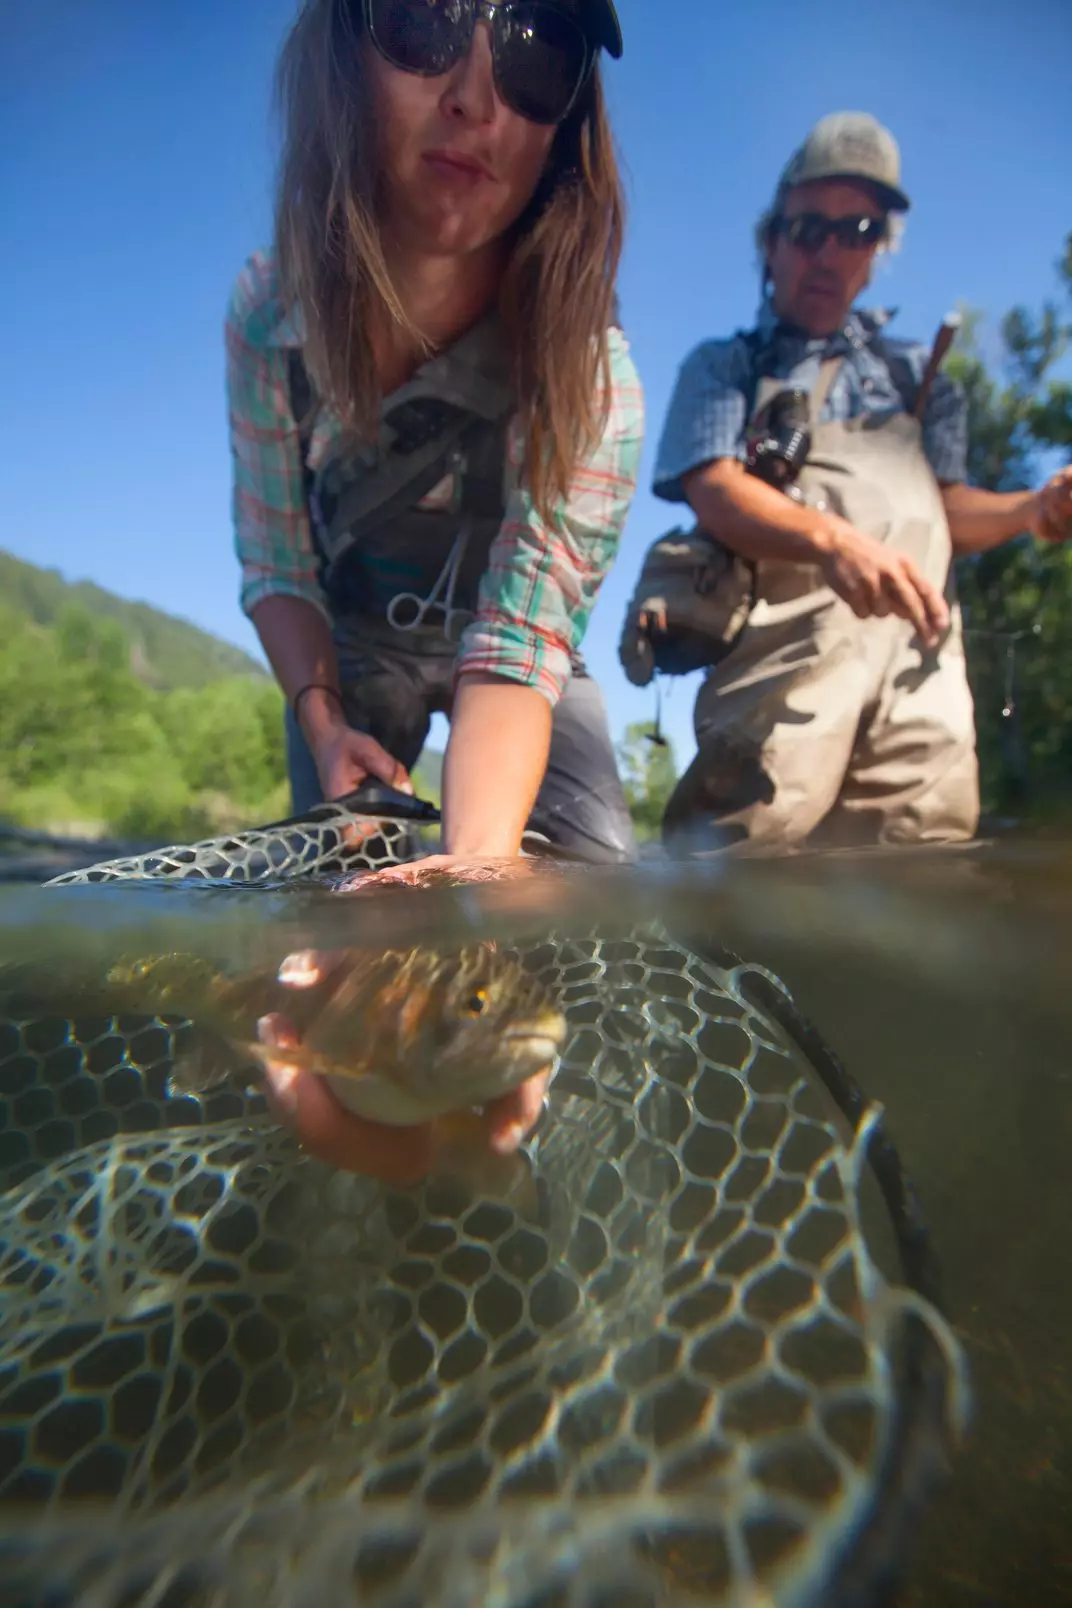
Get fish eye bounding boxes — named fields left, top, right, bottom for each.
left=463, top=989, right=488, bottom=1016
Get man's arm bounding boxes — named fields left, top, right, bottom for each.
left=942, top=471, right=1072, bottom=553
left=921, top=359, right=1071, bottom=551
left=683, top=457, right=837, bottom=564
left=683, top=458, right=948, bottom=647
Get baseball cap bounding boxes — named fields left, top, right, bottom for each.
left=777, top=112, right=910, bottom=213
left=580, top=0, right=623, bottom=58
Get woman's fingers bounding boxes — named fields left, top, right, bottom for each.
left=483, top=1068, right=554, bottom=1156
left=265, top=1062, right=436, bottom=1184
left=256, top=1014, right=435, bottom=1185
left=254, top=1017, right=552, bottom=1183
left=349, top=730, right=413, bottom=794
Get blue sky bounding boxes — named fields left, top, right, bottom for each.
left=2, top=0, right=1070, bottom=770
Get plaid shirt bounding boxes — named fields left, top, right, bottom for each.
left=226, top=251, right=645, bottom=706
left=653, top=297, right=968, bottom=503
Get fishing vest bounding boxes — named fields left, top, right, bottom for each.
left=289, top=314, right=517, bottom=650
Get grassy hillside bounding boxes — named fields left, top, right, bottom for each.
left=0, top=552, right=448, bottom=843
left=0, top=549, right=266, bottom=690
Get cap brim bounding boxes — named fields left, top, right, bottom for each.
left=585, top=0, right=623, bottom=57
left=826, top=169, right=911, bottom=213
left=875, top=181, right=911, bottom=213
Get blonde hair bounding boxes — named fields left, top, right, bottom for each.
left=273, top=0, right=626, bottom=521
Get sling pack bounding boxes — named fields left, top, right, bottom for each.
left=617, top=320, right=922, bottom=688
left=287, top=299, right=628, bottom=625
left=286, top=316, right=517, bottom=619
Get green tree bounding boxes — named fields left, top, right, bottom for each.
left=616, top=722, right=678, bottom=840
left=159, top=678, right=286, bottom=806
left=0, top=605, right=289, bottom=842
left=949, top=230, right=1072, bottom=818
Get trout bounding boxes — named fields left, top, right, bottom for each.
left=101, top=943, right=566, bottom=1127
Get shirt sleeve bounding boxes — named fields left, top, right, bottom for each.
left=225, top=254, right=329, bottom=620
left=456, top=326, right=645, bottom=708
left=652, top=337, right=753, bottom=503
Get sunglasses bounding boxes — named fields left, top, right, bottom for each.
left=772, top=212, right=887, bottom=254
left=363, top=0, right=593, bottom=125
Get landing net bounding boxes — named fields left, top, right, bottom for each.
left=0, top=802, right=969, bottom=1608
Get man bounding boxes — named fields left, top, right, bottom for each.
left=644, top=111, right=1072, bottom=854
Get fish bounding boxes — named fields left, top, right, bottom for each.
left=100, top=942, right=567, bottom=1127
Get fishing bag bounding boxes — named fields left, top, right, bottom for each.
left=617, top=526, right=755, bottom=687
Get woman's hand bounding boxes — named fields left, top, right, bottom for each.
left=312, top=722, right=413, bottom=803
left=336, top=854, right=537, bottom=891
left=255, top=1011, right=552, bottom=1185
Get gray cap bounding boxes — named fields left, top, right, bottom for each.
left=777, top=112, right=910, bottom=213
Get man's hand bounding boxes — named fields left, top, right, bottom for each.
left=1033, top=465, right=1072, bottom=545
left=255, top=1011, right=552, bottom=1185
left=682, top=459, right=949, bottom=648
left=818, top=514, right=950, bottom=647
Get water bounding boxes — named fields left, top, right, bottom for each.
left=0, top=836, right=1069, bottom=1605
left=661, top=844, right=1072, bottom=1607
left=733, top=853, right=1071, bottom=1608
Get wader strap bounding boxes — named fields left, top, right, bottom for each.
left=809, top=357, right=845, bottom=427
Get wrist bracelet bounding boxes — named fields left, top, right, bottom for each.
left=292, top=682, right=344, bottom=723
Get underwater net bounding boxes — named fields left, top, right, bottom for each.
left=0, top=801, right=969, bottom=1608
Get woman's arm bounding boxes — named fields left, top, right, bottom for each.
left=251, top=594, right=410, bottom=798
left=440, top=674, right=553, bottom=858
left=433, top=327, right=645, bottom=862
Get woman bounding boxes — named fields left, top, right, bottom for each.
left=225, top=0, right=642, bottom=1179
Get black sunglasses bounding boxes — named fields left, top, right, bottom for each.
left=363, top=0, right=593, bottom=125
left=772, top=212, right=887, bottom=254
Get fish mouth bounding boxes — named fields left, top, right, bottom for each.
left=500, top=1016, right=568, bottom=1071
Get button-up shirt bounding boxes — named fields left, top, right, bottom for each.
left=227, top=251, right=645, bottom=706
left=653, top=297, right=967, bottom=504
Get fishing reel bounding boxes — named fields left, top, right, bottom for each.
left=744, top=387, right=812, bottom=491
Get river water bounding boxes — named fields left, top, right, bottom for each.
left=0, top=830, right=1068, bottom=1606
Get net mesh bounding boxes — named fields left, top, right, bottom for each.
left=0, top=809, right=967, bottom=1607
left=43, top=801, right=435, bottom=887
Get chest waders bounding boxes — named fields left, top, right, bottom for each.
left=284, top=317, right=636, bottom=864
left=664, top=358, right=980, bottom=854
